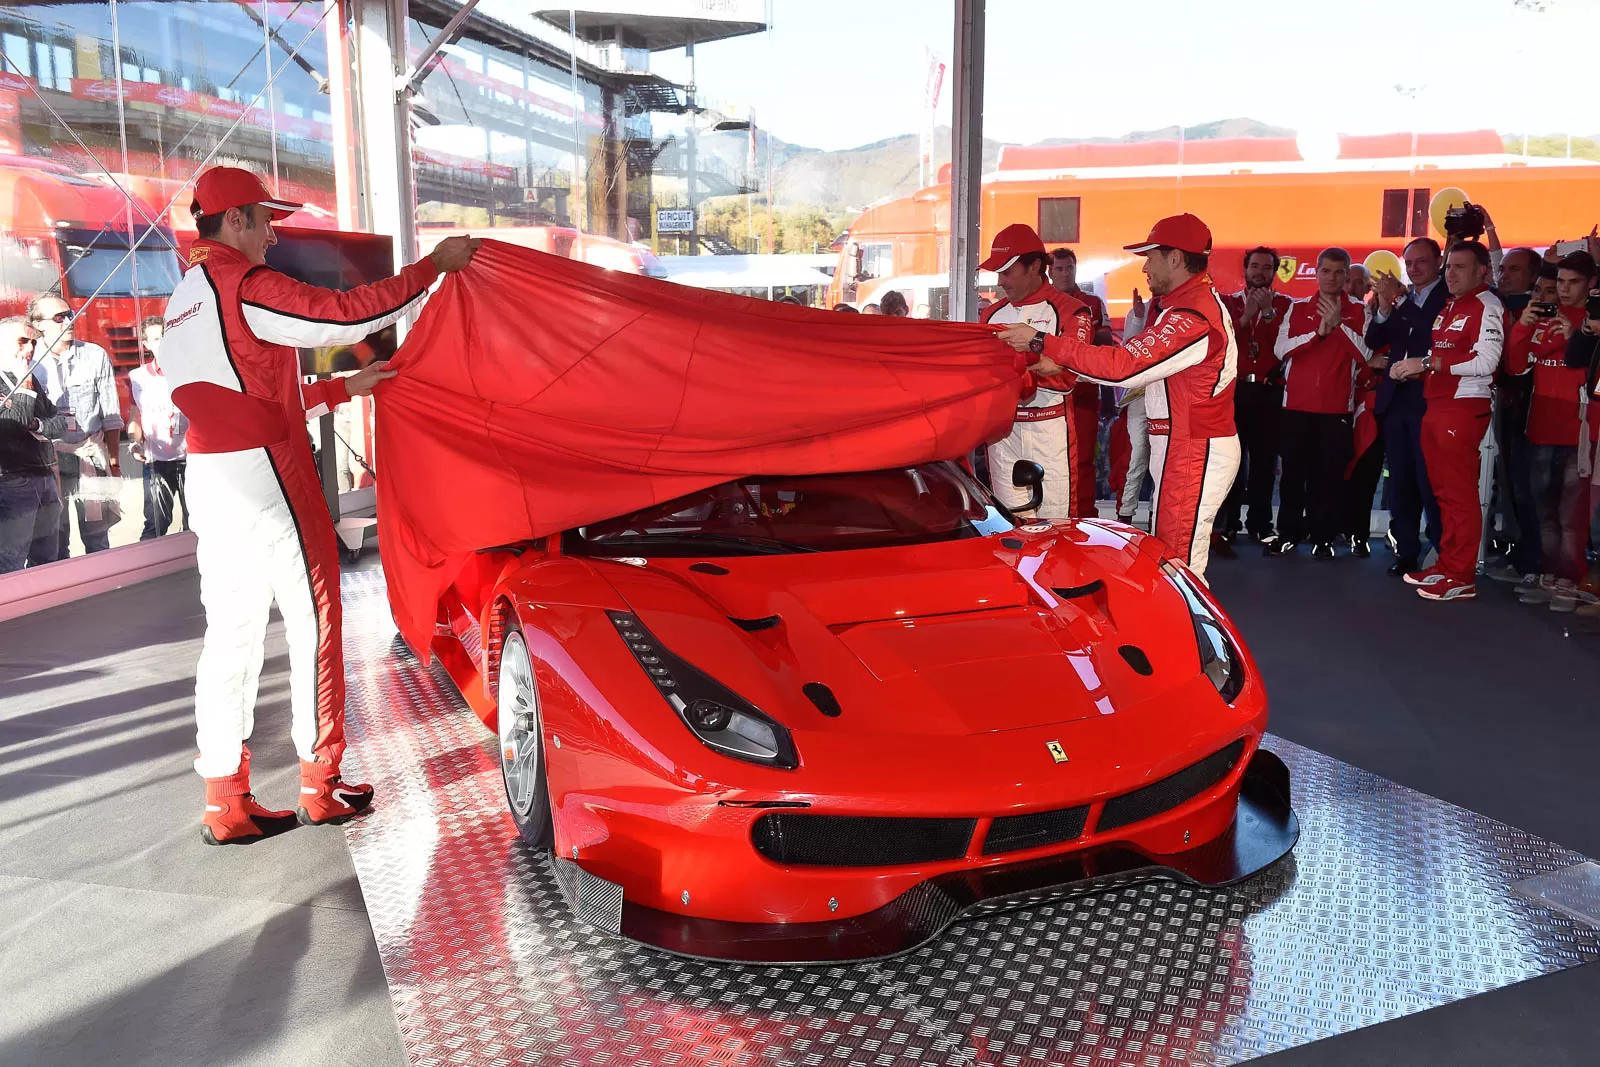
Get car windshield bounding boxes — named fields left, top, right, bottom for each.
left=565, top=462, right=1016, bottom=557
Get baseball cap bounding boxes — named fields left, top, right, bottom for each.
left=1123, top=213, right=1212, bottom=256
left=192, top=166, right=301, bottom=221
left=980, top=223, right=1047, bottom=272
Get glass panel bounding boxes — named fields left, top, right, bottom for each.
left=0, top=1, right=362, bottom=572
left=1381, top=189, right=1409, bottom=239
left=408, top=2, right=953, bottom=311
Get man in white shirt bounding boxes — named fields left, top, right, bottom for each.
left=128, top=316, right=189, bottom=539
left=30, top=294, right=124, bottom=556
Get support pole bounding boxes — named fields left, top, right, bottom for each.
left=352, top=0, right=417, bottom=298
left=947, top=0, right=985, bottom=323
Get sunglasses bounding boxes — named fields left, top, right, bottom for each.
left=14, top=335, right=35, bottom=347
left=33, top=311, right=71, bottom=324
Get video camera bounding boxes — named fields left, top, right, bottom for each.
left=1444, top=203, right=1488, bottom=242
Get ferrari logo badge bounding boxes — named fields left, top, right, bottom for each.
left=1046, top=740, right=1068, bottom=764
left=1275, top=257, right=1297, bottom=284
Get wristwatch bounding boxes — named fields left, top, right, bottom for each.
left=1028, top=330, right=1046, bottom=355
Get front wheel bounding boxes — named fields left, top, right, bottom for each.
left=497, top=626, right=554, bottom=849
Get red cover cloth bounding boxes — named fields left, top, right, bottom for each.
left=376, top=241, right=1026, bottom=651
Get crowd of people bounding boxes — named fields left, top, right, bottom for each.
left=980, top=207, right=1600, bottom=612
left=0, top=302, right=190, bottom=572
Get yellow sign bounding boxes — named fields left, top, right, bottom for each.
left=1430, top=187, right=1469, bottom=239
left=1275, top=257, right=1298, bottom=285
left=1046, top=740, right=1069, bottom=764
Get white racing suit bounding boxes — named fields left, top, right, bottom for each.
left=161, top=239, right=439, bottom=780
left=982, top=283, right=1094, bottom=518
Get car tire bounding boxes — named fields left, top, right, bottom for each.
left=496, top=624, right=554, bottom=850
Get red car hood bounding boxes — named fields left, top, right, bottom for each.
left=589, top=521, right=1194, bottom=740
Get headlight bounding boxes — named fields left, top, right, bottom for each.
left=1161, top=562, right=1245, bottom=704
left=606, top=611, right=799, bottom=768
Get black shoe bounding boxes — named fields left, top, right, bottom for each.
left=1351, top=538, right=1372, bottom=559
left=1387, top=559, right=1417, bottom=577
left=1249, top=529, right=1276, bottom=544
left=1270, top=539, right=1298, bottom=556
left=1311, top=542, right=1336, bottom=559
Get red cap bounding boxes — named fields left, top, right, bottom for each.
left=192, top=166, right=301, bottom=221
left=979, top=223, right=1047, bottom=272
left=1123, top=213, right=1212, bottom=256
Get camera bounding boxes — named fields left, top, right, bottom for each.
left=1587, top=291, right=1600, bottom=319
left=1533, top=301, right=1559, bottom=318
left=1444, top=203, right=1487, bottom=241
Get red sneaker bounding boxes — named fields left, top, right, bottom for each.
left=1403, top=565, right=1447, bottom=587
left=201, top=750, right=297, bottom=846
left=297, top=759, right=376, bottom=826
left=1417, top=577, right=1477, bottom=601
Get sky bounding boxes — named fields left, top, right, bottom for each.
left=667, top=0, right=1599, bottom=152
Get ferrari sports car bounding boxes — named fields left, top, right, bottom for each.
left=427, top=460, right=1298, bottom=965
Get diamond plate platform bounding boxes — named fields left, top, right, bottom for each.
left=336, top=566, right=1600, bottom=1066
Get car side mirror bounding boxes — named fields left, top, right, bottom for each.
left=1011, top=460, right=1045, bottom=514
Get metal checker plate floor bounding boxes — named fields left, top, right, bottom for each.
left=337, top=567, right=1600, bottom=1066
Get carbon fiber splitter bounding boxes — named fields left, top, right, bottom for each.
left=337, top=566, right=1600, bottom=1066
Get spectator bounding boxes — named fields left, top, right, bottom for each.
left=0, top=315, right=65, bottom=571
left=1390, top=240, right=1504, bottom=601
left=1344, top=265, right=1388, bottom=555
left=1108, top=385, right=1149, bottom=525
left=128, top=315, right=189, bottom=539
left=1272, top=248, right=1370, bottom=558
left=1563, top=287, right=1600, bottom=617
left=879, top=291, right=909, bottom=317
left=30, top=295, right=124, bottom=557
left=1220, top=246, right=1294, bottom=543
left=1367, top=238, right=1448, bottom=576
left=862, top=303, right=883, bottom=315
left=833, top=303, right=859, bottom=313
left=1485, top=254, right=1552, bottom=584
left=1504, top=252, right=1597, bottom=610
left=1049, top=250, right=1113, bottom=518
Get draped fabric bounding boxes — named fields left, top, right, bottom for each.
left=375, top=241, right=1025, bottom=651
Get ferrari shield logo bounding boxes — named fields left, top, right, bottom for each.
left=1046, top=740, right=1068, bottom=764
left=1275, top=257, right=1298, bottom=284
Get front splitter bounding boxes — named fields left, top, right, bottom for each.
left=551, top=749, right=1299, bottom=966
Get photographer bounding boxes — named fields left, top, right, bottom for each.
left=1504, top=252, right=1598, bottom=611
left=0, top=315, right=66, bottom=571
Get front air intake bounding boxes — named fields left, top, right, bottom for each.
left=751, top=812, right=976, bottom=867
left=982, top=803, right=1090, bottom=855
left=1095, top=739, right=1248, bottom=833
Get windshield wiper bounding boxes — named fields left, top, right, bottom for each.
left=586, top=532, right=817, bottom=555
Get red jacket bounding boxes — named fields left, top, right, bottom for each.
left=1427, top=285, right=1504, bottom=405
left=163, top=240, right=439, bottom=453
left=982, top=282, right=1092, bottom=402
left=1040, top=271, right=1236, bottom=439
left=1222, top=288, right=1294, bottom=380
left=1507, top=305, right=1596, bottom=445
left=1273, top=293, right=1369, bottom=414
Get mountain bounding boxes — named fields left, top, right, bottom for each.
left=758, top=117, right=1294, bottom=215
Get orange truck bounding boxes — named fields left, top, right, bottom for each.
left=832, top=130, right=1600, bottom=323
left=0, top=157, right=182, bottom=368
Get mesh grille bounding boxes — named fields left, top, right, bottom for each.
left=982, top=804, right=1090, bottom=856
left=751, top=813, right=976, bottom=867
left=1096, top=739, right=1247, bottom=834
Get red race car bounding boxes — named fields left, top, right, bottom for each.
left=427, top=460, right=1298, bottom=965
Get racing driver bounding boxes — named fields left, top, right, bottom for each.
left=160, top=166, right=480, bottom=845
left=980, top=223, right=1094, bottom=517
left=998, top=213, right=1240, bottom=579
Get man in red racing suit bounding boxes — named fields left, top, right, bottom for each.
left=999, top=214, right=1240, bottom=579
left=980, top=223, right=1094, bottom=518
left=160, top=167, right=480, bottom=844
